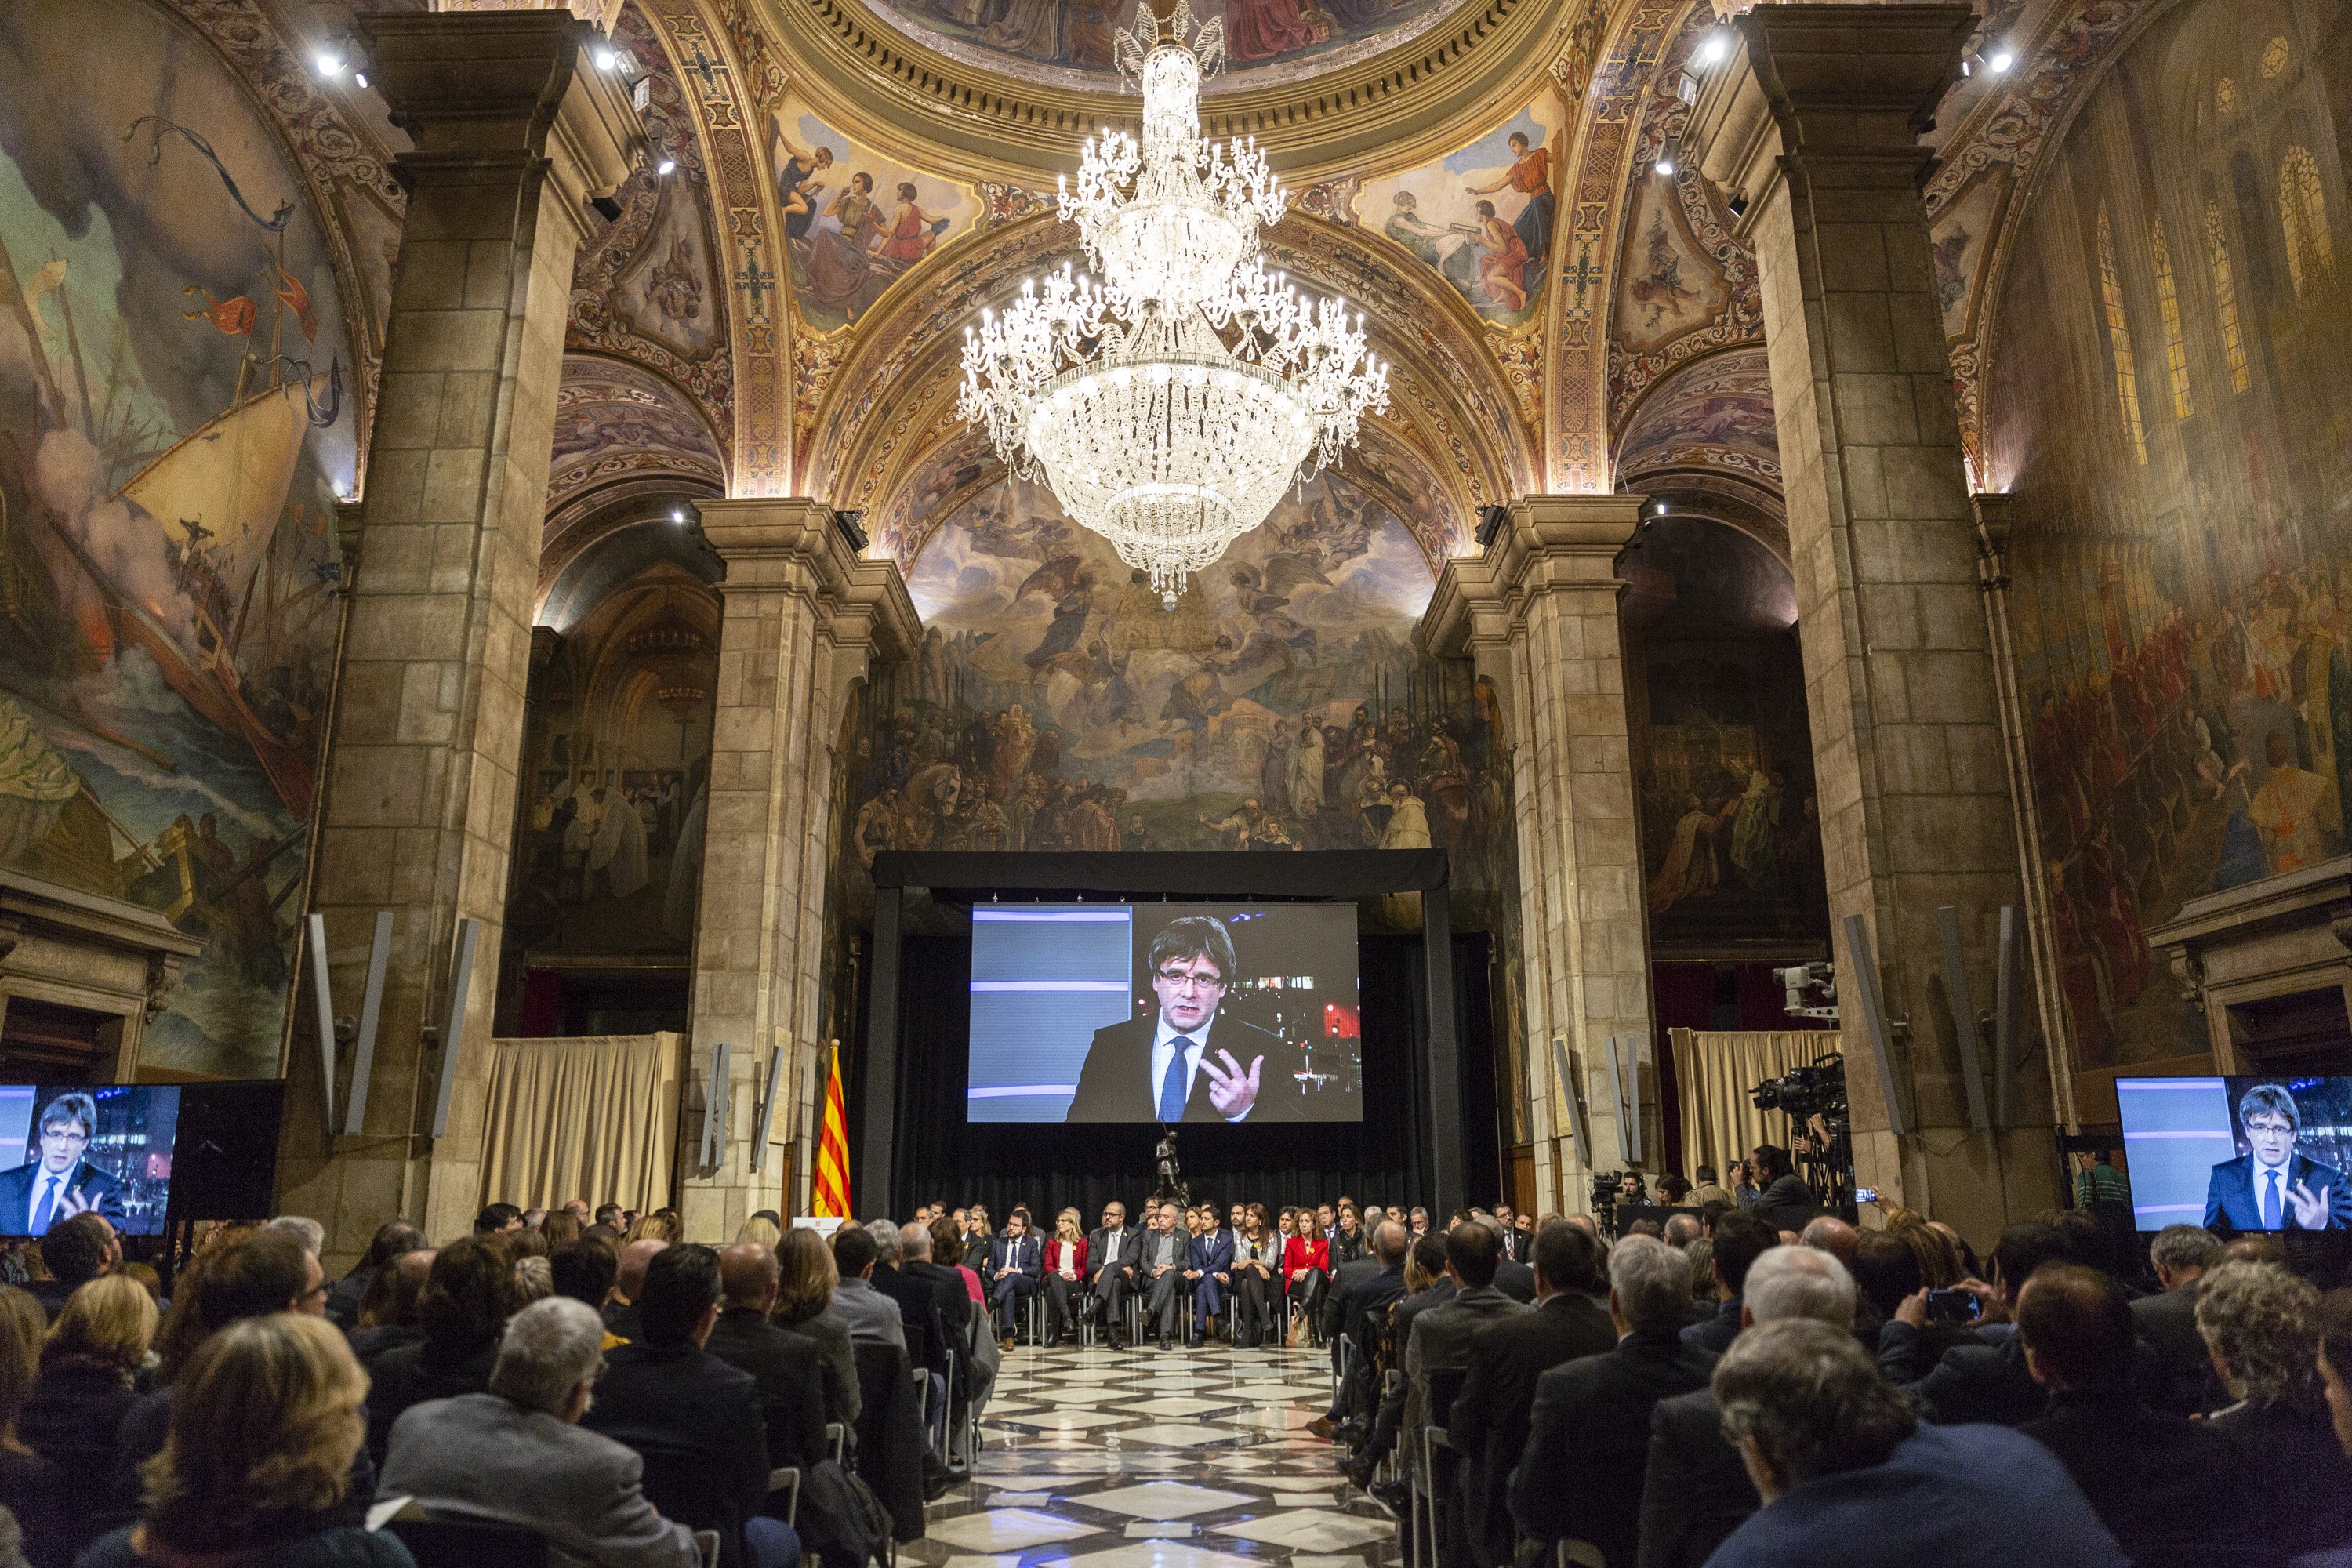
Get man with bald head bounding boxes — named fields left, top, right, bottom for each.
left=1308, top=1218, right=1410, bottom=1439
left=702, top=1242, right=828, bottom=1472
left=605, top=1238, right=669, bottom=1343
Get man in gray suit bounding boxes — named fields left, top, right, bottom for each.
left=382, top=1296, right=698, bottom=1568
left=1402, top=1222, right=1528, bottom=1476
left=1138, top=1203, right=1192, bottom=1349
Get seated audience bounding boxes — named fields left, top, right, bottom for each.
left=474, top=1203, right=524, bottom=1236
left=1509, top=1235, right=1715, bottom=1568
left=1683, top=1211, right=1777, bottom=1355
left=583, top=1243, right=796, bottom=1568
left=23, top=1275, right=154, bottom=1515
left=1401, top=1221, right=1526, bottom=1480
left=1450, top=1221, right=1613, bottom=1568
left=365, top=1236, right=514, bottom=1466
left=551, top=1240, right=619, bottom=1316
left=1882, top=1219, right=2074, bottom=1425
left=1639, top=1245, right=1857, bottom=1568
left=865, top=1221, right=948, bottom=1381
left=2012, top=1262, right=2250, bottom=1562
left=81, top=1314, right=416, bottom=1568
left=775, top=1229, right=861, bottom=1428
left=1701, top=1318, right=2125, bottom=1567
left=26, top=1214, right=111, bottom=1323
left=2196, top=1258, right=2352, bottom=1556
left=2132, top=1222, right=2227, bottom=1415
left=826, top=1228, right=908, bottom=1353
left=706, top=1243, right=828, bottom=1472
left=268, top=1216, right=327, bottom=1261
left=0, top=1286, right=63, bottom=1568
left=604, top=1240, right=669, bottom=1344
left=1486, top=1215, right=1537, bottom=1305
left=381, top=1295, right=699, bottom=1568
left=347, top=1250, right=436, bottom=1374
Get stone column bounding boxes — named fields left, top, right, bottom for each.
left=1686, top=4, right=2060, bottom=1238
left=275, top=13, right=644, bottom=1262
left=683, top=500, right=917, bottom=1242
left=1425, top=495, right=1655, bottom=1218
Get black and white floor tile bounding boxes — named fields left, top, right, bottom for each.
left=912, top=1340, right=1400, bottom=1568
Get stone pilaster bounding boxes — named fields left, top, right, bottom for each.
left=276, top=13, right=644, bottom=1264
left=683, top=501, right=918, bottom=1242
left=1686, top=5, right=2060, bottom=1238
left=1425, top=495, right=1654, bottom=1218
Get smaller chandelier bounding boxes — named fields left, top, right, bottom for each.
left=958, top=0, right=1388, bottom=608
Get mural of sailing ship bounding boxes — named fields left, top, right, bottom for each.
left=0, top=9, right=354, bottom=1079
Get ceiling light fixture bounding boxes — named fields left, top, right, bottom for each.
left=314, top=47, right=346, bottom=76
left=657, top=158, right=677, bottom=176
left=1657, top=154, right=1678, bottom=176
left=1695, top=28, right=1732, bottom=67
left=958, top=0, right=1387, bottom=609
left=593, top=45, right=618, bottom=71
left=1987, top=45, right=2014, bottom=72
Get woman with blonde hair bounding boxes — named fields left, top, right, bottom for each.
left=0, top=1286, right=62, bottom=1568
left=82, top=1313, right=415, bottom=1568
left=775, top=1226, right=860, bottom=1428
left=622, top=1210, right=682, bottom=1245
left=24, top=1275, right=158, bottom=1490
left=737, top=1214, right=784, bottom=1250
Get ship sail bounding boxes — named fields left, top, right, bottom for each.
left=114, top=379, right=307, bottom=594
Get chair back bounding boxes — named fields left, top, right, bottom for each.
left=637, top=1444, right=750, bottom=1568
left=851, top=1338, right=929, bottom=1542
left=387, top=1517, right=552, bottom=1568
left=1428, top=1364, right=1470, bottom=1429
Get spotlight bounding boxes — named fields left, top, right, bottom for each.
left=1695, top=28, right=1732, bottom=66
left=315, top=47, right=347, bottom=76
left=671, top=509, right=687, bottom=524
left=593, top=45, right=618, bottom=71
left=1987, top=45, right=2014, bottom=72
left=657, top=158, right=677, bottom=176
left=354, top=71, right=368, bottom=88
left=1657, top=156, right=1678, bottom=177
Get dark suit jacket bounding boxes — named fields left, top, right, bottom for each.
left=583, top=1341, right=770, bottom=1568
left=2131, top=1281, right=2227, bottom=1415
left=902, top=1258, right=977, bottom=1370
left=870, top=1262, right=949, bottom=1374
left=1450, top=1292, right=1616, bottom=1568
left=20, top=1357, right=140, bottom=1534
left=1087, top=1226, right=1141, bottom=1282
left=1065, top=1014, right=1305, bottom=1123
left=365, top=1338, right=497, bottom=1467
left=1326, top=1258, right=1406, bottom=1348
left=1510, top=1327, right=1716, bottom=1568
left=2203, top=1151, right=2352, bottom=1229
left=2208, top=1398, right=2352, bottom=1555
left=1191, top=1229, right=1236, bottom=1279
left=704, top=1307, right=829, bottom=1471
left=1882, top=1321, right=2044, bottom=1426
left=1492, top=1258, right=1536, bottom=1304
left=1638, top=1386, right=1756, bottom=1568
left=1682, top=1298, right=1742, bottom=1356
left=2018, top=1388, right=2251, bottom=1561
left=0, top=1160, right=126, bottom=1235
left=986, top=1234, right=1041, bottom=1286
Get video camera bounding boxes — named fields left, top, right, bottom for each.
left=1773, top=960, right=1838, bottom=1022
left=1750, top=1052, right=1855, bottom=1212
left=1749, top=1058, right=1848, bottom=1122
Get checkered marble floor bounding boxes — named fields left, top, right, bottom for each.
left=911, top=1341, right=1400, bottom=1568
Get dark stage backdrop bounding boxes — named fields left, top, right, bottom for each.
left=865, top=931, right=1497, bottom=1221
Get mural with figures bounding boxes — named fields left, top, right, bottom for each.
left=1984, top=0, right=2352, bottom=1066
left=1624, top=518, right=1828, bottom=954
left=1351, top=96, right=1564, bottom=331
left=0, top=1, right=356, bottom=1079
left=772, top=100, right=982, bottom=334
left=833, top=466, right=1516, bottom=928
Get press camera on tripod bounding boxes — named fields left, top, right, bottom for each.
left=1750, top=1052, right=1854, bottom=1209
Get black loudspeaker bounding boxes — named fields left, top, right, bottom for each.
left=1475, top=505, right=1511, bottom=547
left=166, top=1081, right=287, bottom=1223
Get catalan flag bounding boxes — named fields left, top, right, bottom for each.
left=811, top=1044, right=851, bottom=1218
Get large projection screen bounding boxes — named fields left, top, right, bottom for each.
left=967, top=902, right=1362, bottom=1124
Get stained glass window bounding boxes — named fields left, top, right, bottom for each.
left=2151, top=217, right=2194, bottom=419
left=2217, top=76, right=2239, bottom=115
left=2097, top=204, right=2148, bottom=463
left=2205, top=201, right=2252, bottom=394
left=2280, top=145, right=2334, bottom=299
left=2261, top=35, right=2289, bottom=78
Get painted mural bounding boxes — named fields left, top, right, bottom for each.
left=869, top=0, right=1476, bottom=93
left=1624, top=517, right=1828, bottom=955
left=1352, top=97, right=1565, bottom=331
left=1613, top=347, right=1780, bottom=489
left=544, top=357, right=727, bottom=521
left=1985, top=0, right=2352, bottom=1066
left=0, top=0, right=356, bottom=1080
left=503, top=568, right=720, bottom=968
left=771, top=100, right=982, bottom=334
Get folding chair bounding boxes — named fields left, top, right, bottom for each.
left=768, top=1466, right=802, bottom=1528
left=693, top=1532, right=720, bottom=1568
left=1413, top=1367, right=1468, bottom=1568
left=387, top=1518, right=550, bottom=1568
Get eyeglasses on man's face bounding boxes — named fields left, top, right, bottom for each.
left=1155, top=968, right=1225, bottom=992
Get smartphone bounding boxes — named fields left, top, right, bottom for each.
left=1853, top=1187, right=1878, bottom=1204
left=1925, top=1287, right=1981, bottom=1326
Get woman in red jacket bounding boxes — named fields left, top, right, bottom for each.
left=1042, top=1210, right=1091, bottom=1348
left=1280, top=1207, right=1330, bottom=1346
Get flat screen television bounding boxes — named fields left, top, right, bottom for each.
left=965, top=901, right=1361, bottom=1124
left=2115, top=1075, right=2352, bottom=1232
left=0, top=1083, right=180, bottom=1238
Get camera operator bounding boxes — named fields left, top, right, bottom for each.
left=1748, top=1145, right=1815, bottom=1234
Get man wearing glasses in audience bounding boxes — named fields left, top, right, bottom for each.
left=1066, top=916, right=1309, bottom=1123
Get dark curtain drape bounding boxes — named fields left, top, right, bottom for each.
left=869, top=931, right=1491, bottom=1221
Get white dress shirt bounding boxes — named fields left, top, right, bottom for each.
left=1150, top=1013, right=1252, bottom=1122
left=1098, top=1228, right=1126, bottom=1269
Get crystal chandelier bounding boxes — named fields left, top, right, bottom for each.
left=957, top=0, right=1389, bottom=609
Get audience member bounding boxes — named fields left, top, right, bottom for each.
left=365, top=1236, right=514, bottom=1465
left=605, top=1240, right=669, bottom=1344
left=349, top=1249, right=436, bottom=1374
left=552, top=1240, right=619, bottom=1314
left=1308, top=1219, right=1407, bottom=1436
left=2132, top=1222, right=2227, bottom=1415
left=1136, top=1203, right=1191, bottom=1350
left=826, top=1227, right=907, bottom=1353
left=2196, top=1258, right=2352, bottom=1556
left=1688, top=1167, right=1729, bottom=1208
left=542, top=1209, right=584, bottom=1251
left=1450, top=1221, right=1612, bottom=1568
left=23, top=1274, right=154, bottom=1511
left=588, top=1206, right=626, bottom=1244
left=1661, top=1214, right=1702, bottom=1249
left=382, top=1296, right=699, bottom=1568
left=81, top=1314, right=416, bottom=1568
left=1637, top=1245, right=1857, bottom=1568
left=1882, top=1219, right=2074, bottom=1425
left=0, top=1286, right=62, bottom=1568
left=1684, top=1211, right=1777, bottom=1355
left=2012, top=1263, right=2250, bottom=1562
left=706, top=1243, right=828, bottom=1473
left=1745, top=1145, right=1815, bottom=1232
left=1396, top=1222, right=1526, bottom=1484
left=583, top=1244, right=796, bottom=1568
left=1701, top=1319, right=2125, bottom=1566
left=26, top=1214, right=110, bottom=1322
left=475, top=1203, right=524, bottom=1236
left=327, top=1222, right=426, bottom=1330
left=1484, top=1215, right=1537, bottom=1305
left=1086, top=1203, right=1139, bottom=1350
left=1510, top=1235, right=1715, bottom=1568
left=775, top=1228, right=860, bottom=1428
left=268, top=1215, right=327, bottom=1259
left=866, top=1220, right=949, bottom=1379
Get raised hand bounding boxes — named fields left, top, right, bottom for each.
left=56, top=1185, right=93, bottom=1219
left=2287, top=1181, right=2332, bottom=1229
left=1203, top=1048, right=1263, bottom=1118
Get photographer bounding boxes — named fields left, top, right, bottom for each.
left=1748, top=1146, right=1814, bottom=1233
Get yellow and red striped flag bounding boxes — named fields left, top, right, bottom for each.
left=811, top=1044, right=851, bottom=1218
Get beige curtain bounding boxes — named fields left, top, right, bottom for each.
left=479, top=1033, right=684, bottom=1212
left=1671, top=1029, right=1841, bottom=1178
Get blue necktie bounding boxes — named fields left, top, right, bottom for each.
left=2263, top=1171, right=2282, bottom=1229
left=1160, top=1040, right=1193, bottom=1123
left=29, top=1175, right=60, bottom=1236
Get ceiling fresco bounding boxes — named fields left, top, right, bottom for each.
left=1612, top=346, right=1780, bottom=491
left=543, top=356, right=728, bottom=579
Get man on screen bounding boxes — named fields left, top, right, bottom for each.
left=1066, top=916, right=1308, bottom=1123
left=2203, top=1081, right=2352, bottom=1231
left=0, top=1092, right=128, bottom=1236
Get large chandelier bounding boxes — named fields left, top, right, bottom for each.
left=957, top=0, right=1389, bottom=609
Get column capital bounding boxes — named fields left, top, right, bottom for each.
left=1421, top=492, right=1646, bottom=656
left=1686, top=3, right=1970, bottom=232
left=360, top=11, right=644, bottom=238
left=697, top=497, right=923, bottom=667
